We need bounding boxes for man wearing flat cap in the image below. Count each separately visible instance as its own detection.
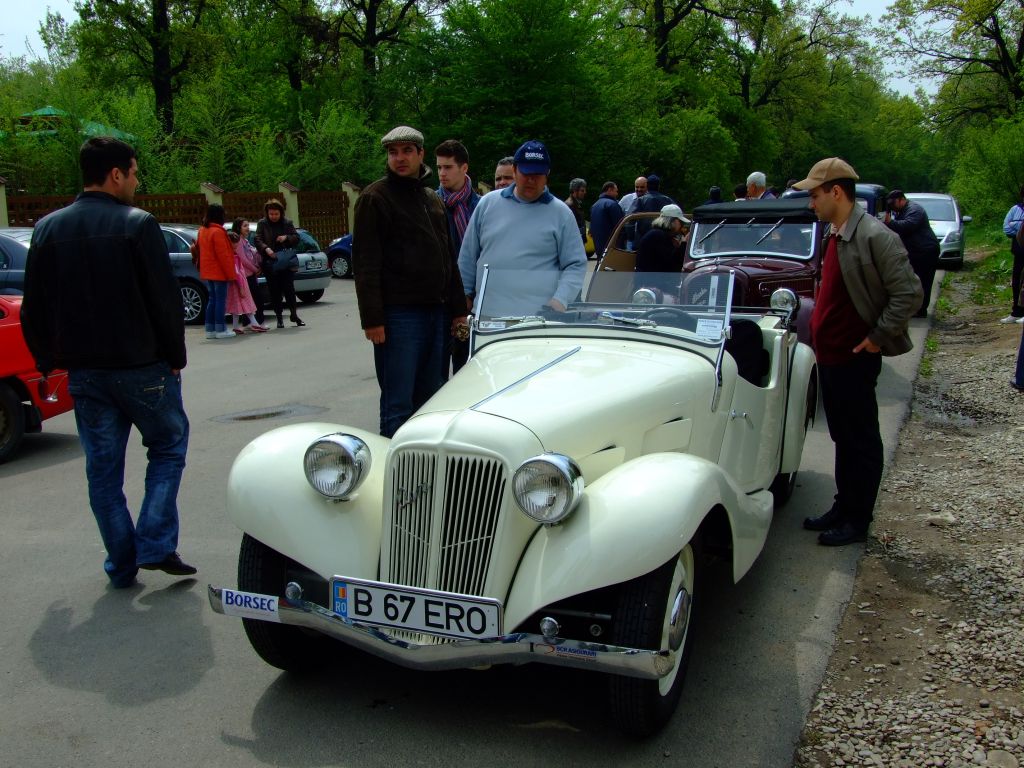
[794,157,922,547]
[458,139,587,317]
[353,125,467,438]
[884,189,940,318]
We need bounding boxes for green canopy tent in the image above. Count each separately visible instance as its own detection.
[3,106,136,143]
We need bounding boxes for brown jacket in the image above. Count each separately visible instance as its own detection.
[353,166,464,329]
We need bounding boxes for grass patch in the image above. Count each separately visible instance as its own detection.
[919,334,938,378]
[963,244,1013,307]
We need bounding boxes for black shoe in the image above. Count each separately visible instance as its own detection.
[139,552,197,576]
[914,308,928,318]
[1011,379,1024,393]
[291,316,306,327]
[817,522,868,547]
[276,318,285,329]
[803,506,844,531]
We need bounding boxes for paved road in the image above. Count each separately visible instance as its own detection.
[0,277,931,767]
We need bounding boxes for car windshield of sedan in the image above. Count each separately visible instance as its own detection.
[472,267,743,347]
[688,220,814,260]
[908,197,956,222]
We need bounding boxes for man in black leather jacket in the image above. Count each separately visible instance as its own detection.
[21,136,195,588]
[885,189,940,317]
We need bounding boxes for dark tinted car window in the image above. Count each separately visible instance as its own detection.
[297,230,321,253]
[164,230,189,254]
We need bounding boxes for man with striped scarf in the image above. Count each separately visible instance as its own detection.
[436,139,480,374]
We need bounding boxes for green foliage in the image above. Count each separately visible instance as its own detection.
[949,119,1024,226]
[289,102,381,189]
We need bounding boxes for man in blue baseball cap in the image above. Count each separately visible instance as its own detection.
[458,140,587,316]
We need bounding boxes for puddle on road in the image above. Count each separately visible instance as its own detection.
[211,403,328,423]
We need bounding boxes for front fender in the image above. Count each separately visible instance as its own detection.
[504,453,773,631]
[226,422,390,580]
[779,341,816,474]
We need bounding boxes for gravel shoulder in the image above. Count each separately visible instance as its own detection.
[794,247,1024,768]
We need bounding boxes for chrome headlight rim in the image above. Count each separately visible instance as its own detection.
[632,287,660,305]
[513,453,584,525]
[769,287,800,315]
[303,433,370,500]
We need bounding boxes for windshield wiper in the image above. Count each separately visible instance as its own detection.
[697,219,727,245]
[755,218,785,245]
[599,312,657,328]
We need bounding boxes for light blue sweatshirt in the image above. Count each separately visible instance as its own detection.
[459,185,587,314]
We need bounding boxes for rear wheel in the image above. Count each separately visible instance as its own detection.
[0,382,26,463]
[180,280,207,325]
[237,534,330,671]
[607,538,702,737]
[297,289,324,304]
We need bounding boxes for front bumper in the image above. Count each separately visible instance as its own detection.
[208,585,674,680]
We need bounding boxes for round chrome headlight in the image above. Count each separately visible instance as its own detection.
[513,454,584,525]
[770,288,799,314]
[632,287,660,305]
[303,434,370,499]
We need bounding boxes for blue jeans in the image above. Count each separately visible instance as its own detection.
[373,305,445,438]
[205,280,229,332]
[1015,324,1024,386]
[68,363,190,587]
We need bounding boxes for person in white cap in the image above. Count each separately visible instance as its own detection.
[635,203,690,295]
[794,157,922,547]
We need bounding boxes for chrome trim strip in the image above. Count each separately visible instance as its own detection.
[470,346,581,411]
[209,584,674,680]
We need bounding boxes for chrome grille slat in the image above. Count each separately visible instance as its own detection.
[385,450,505,598]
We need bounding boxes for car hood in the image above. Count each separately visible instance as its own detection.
[406,335,716,460]
[929,220,956,238]
[687,257,810,279]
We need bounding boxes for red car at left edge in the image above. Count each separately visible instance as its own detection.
[0,294,73,462]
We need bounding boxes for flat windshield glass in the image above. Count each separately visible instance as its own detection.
[689,220,814,260]
[473,267,738,344]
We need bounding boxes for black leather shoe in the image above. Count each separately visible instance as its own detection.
[291,316,306,327]
[818,523,868,547]
[803,506,843,531]
[139,552,197,576]
[1011,379,1024,393]
[276,317,285,329]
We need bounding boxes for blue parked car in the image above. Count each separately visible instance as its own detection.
[326,234,353,279]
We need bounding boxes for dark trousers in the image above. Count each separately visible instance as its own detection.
[247,275,264,324]
[909,248,939,314]
[373,305,445,438]
[266,270,298,320]
[819,353,884,532]
[1011,239,1024,317]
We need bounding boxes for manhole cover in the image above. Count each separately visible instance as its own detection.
[212,403,329,423]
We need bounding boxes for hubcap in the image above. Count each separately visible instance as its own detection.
[659,544,695,696]
[182,287,202,322]
[331,254,350,277]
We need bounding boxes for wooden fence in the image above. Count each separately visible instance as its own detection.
[3,186,350,249]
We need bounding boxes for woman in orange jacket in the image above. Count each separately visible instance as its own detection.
[197,204,237,339]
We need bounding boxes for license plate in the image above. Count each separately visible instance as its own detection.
[331,577,502,640]
[306,259,325,270]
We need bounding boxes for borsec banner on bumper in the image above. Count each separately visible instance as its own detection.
[221,589,281,623]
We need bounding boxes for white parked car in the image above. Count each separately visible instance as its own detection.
[209,268,817,736]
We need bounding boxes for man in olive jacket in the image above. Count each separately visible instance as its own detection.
[353,125,467,438]
[21,136,194,588]
[793,157,923,547]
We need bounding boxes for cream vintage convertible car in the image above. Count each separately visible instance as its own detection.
[209,267,817,736]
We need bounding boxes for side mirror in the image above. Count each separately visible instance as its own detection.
[962,215,972,224]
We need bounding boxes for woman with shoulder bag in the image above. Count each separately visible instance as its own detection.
[198,203,237,339]
[1000,186,1024,324]
[254,198,304,328]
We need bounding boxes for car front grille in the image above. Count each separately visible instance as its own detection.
[384,450,507,598]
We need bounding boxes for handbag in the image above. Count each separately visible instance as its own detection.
[270,247,299,274]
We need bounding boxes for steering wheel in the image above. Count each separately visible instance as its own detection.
[638,305,699,331]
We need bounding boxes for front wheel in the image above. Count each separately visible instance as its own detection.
[329,250,352,278]
[237,534,330,671]
[607,538,702,737]
[0,382,26,463]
